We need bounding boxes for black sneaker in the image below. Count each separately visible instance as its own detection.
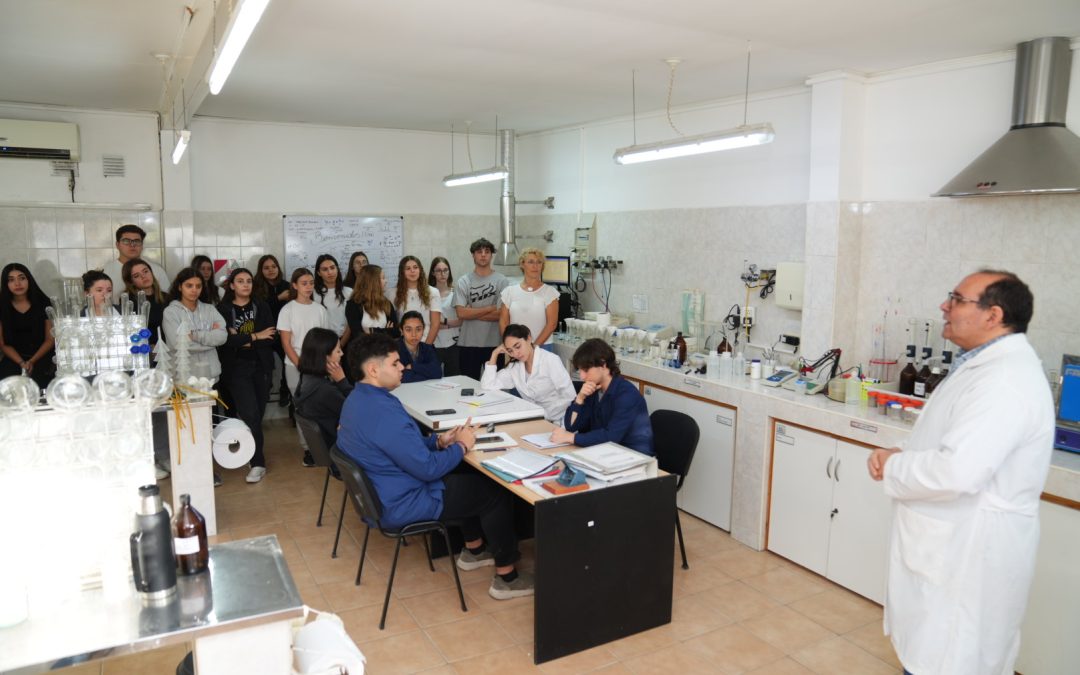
[302,451,316,468]
[213,472,223,487]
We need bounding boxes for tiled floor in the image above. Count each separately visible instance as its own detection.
[61,418,903,674]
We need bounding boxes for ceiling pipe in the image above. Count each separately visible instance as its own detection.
[495,129,519,267]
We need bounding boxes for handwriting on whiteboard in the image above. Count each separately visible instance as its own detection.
[283,215,404,281]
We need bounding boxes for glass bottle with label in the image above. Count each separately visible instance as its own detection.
[924,366,944,396]
[172,494,208,575]
[898,353,918,396]
[674,332,687,367]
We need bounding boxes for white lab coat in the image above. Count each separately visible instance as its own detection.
[882,333,1054,675]
[479,347,576,424]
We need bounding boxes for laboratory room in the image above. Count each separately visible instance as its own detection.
[2,1,1080,673]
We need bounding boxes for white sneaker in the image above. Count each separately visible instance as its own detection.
[155,465,170,480]
[245,466,267,483]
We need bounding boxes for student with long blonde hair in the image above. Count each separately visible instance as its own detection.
[341,264,398,348]
[392,255,440,345]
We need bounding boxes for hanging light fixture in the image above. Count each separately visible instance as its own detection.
[613,44,775,165]
[171,129,191,165]
[207,0,272,95]
[443,120,507,187]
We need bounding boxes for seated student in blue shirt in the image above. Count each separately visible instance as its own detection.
[396,311,443,383]
[336,333,535,600]
[551,338,654,456]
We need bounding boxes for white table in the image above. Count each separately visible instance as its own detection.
[165,398,217,535]
[391,375,545,430]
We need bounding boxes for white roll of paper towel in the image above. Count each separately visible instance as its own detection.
[211,418,255,469]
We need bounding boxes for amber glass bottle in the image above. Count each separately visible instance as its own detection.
[172,494,209,575]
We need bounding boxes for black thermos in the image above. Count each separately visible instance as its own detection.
[130,484,177,606]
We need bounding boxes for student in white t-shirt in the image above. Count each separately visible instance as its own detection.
[391,255,441,344]
[277,267,330,467]
[429,256,463,376]
[314,254,351,338]
[499,247,559,348]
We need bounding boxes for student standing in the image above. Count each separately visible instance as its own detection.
[429,256,462,376]
[101,224,168,304]
[453,238,508,379]
[217,268,277,484]
[161,268,228,380]
[0,263,55,390]
[253,254,292,406]
[481,324,575,424]
[342,251,369,292]
[277,268,329,467]
[499,247,559,349]
[396,311,442,383]
[314,254,351,339]
[392,255,441,345]
[341,264,398,348]
[121,258,167,346]
[190,255,221,305]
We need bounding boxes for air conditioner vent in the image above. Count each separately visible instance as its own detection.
[102,155,125,177]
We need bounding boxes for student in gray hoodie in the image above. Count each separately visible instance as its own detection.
[162,267,228,381]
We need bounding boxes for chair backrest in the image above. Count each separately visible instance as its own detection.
[295,414,332,468]
[649,409,700,489]
[329,445,383,528]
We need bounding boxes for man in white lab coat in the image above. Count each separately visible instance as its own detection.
[867,270,1054,675]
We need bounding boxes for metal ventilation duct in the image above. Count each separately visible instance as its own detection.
[494,129,522,266]
[935,36,1080,197]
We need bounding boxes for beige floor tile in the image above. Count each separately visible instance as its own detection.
[741,567,829,604]
[738,606,835,652]
[745,657,817,674]
[672,557,736,596]
[461,578,532,614]
[790,636,898,675]
[621,642,720,674]
[416,666,457,675]
[698,580,783,622]
[535,644,618,674]
[358,629,447,674]
[604,624,678,660]
[843,621,901,669]
[338,601,421,644]
[101,642,191,674]
[304,545,371,585]
[319,574,394,613]
[707,546,785,580]
[389,566,457,598]
[425,614,515,662]
[448,645,542,673]
[588,663,635,674]
[300,585,330,609]
[669,590,735,640]
[788,589,882,635]
[489,600,536,644]
[682,624,785,674]
[401,587,475,628]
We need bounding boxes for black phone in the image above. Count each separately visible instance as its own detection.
[425,408,456,416]
[460,388,474,396]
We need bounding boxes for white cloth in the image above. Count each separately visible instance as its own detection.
[102,257,169,303]
[881,333,1054,675]
[318,286,351,337]
[434,289,459,349]
[277,300,330,355]
[479,347,575,423]
[500,283,559,344]
[392,285,440,341]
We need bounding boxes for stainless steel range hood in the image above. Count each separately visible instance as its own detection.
[935,36,1080,197]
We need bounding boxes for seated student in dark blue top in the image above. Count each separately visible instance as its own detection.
[336,333,535,601]
[552,338,654,456]
[396,310,442,383]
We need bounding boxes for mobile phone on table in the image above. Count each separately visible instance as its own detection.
[460,388,474,396]
[425,408,456,415]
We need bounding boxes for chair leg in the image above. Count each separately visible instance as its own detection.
[441,527,468,613]
[331,487,347,558]
[380,538,404,630]
[316,469,330,527]
[422,533,434,572]
[675,510,689,570]
[355,526,370,586]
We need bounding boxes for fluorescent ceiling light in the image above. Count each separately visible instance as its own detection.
[442,166,508,187]
[207,0,271,95]
[171,130,191,165]
[613,123,775,165]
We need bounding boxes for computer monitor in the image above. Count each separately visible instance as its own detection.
[1058,354,1080,426]
[543,255,571,286]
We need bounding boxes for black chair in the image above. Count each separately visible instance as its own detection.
[329,446,467,630]
[295,414,348,558]
[650,409,700,570]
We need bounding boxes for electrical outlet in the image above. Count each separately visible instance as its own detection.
[780,334,800,347]
[742,306,756,328]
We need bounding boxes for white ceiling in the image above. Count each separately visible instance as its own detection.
[2,0,1079,134]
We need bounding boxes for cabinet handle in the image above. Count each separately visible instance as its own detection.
[825,457,833,479]
[830,507,838,519]
[834,459,841,482]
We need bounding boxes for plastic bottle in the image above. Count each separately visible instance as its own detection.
[718,351,733,380]
[749,359,762,379]
[924,366,943,396]
[172,494,209,576]
[706,351,720,380]
[732,352,746,379]
[898,355,917,396]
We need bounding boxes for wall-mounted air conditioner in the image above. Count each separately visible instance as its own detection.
[0,119,80,161]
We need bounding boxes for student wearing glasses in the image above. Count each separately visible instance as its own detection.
[102,224,168,304]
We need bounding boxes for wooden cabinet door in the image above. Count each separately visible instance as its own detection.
[767,422,834,575]
[826,440,892,603]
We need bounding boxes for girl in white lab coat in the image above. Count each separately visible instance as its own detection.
[480,324,576,424]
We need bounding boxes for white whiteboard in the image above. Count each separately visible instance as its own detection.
[283,215,404,283]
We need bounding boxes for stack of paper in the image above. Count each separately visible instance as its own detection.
[481,448,557,479]
[557,443,653,481]
[458,390,513,408]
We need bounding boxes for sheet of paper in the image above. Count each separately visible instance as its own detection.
[424,380,460,390]
[521,432,571,450]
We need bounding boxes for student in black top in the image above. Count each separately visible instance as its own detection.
[121,258,167,347]
[254,254,293,406]
[340,264,399,350]
[397,311,442,383]
[0,263,55,389]
[342,250,369,292]
[216,268,277,484]
[191,254,221,305]
[294,327,352,449]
